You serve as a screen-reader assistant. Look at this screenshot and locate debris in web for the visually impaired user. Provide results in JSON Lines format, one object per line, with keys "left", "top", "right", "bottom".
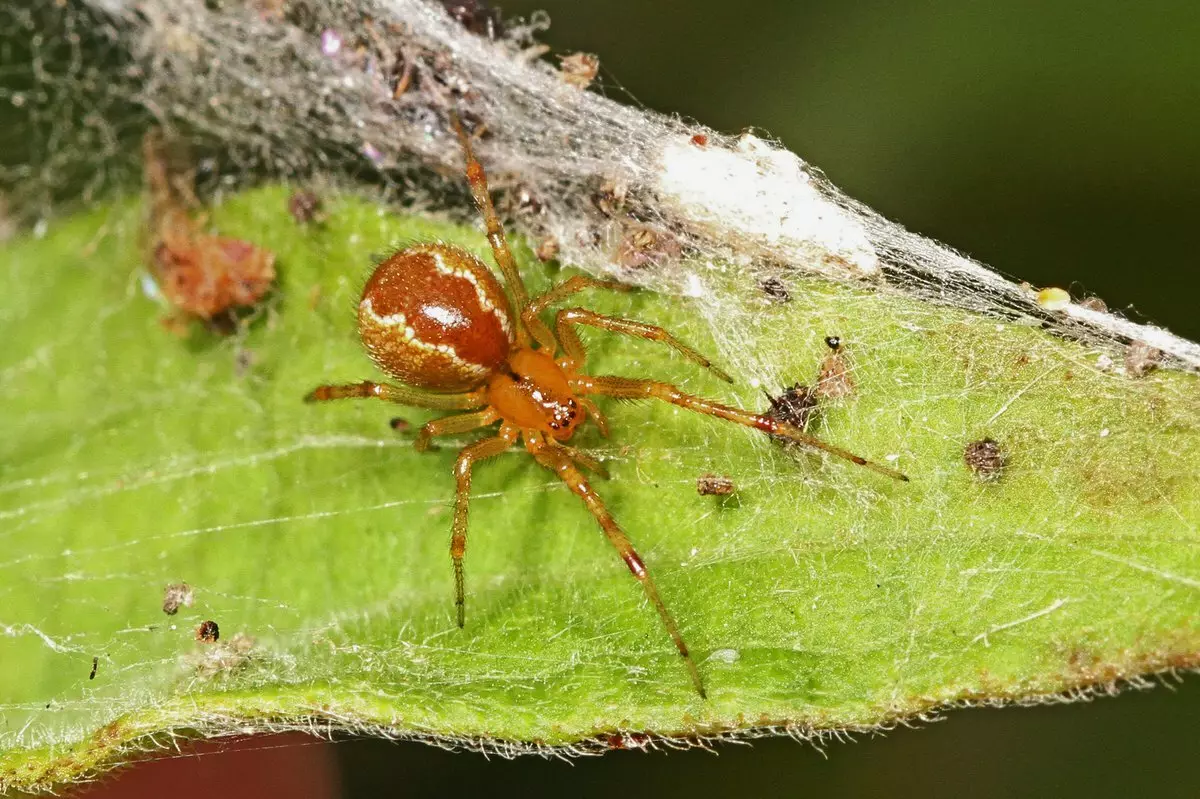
{"left": 5, "top": 0, "right": 1197, "bottom": 375}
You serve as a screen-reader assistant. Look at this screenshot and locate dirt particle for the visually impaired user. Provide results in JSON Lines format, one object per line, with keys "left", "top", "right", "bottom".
{"left": 195, "top": 620, "right": 220, "bottom": 643}
{"left": 618, "top": 224, "right": 681, "bottom": 270}
{"left": 594, "top": 178, "right": 628, "bottom": 217}
{"left": 763, "top": 383, "right": 818, "bottom": 434}
{"left": 89, "top": 656, "right": 98, "bottom": 680}
{"left": 964, "top": 438, "right": 1007, "bottom": 482}
{"left": 696, "top": 473, "right": 736, "bottom": 496}
{"left": 558, "top": 52, "right": 600, "bottom": 89}
{"left": 162, "top": 582, "right": 194, "bottom": 615}
{"left": 442, "top": 0, "right": 503, "bottom": 38}
{"left": 144, "top": 129, "right": 276, "bottom": 326}
{"left": 287, "top": 190, "right": 324, "bottom": 224}
{"left": 389, "top": 417, "right": 411, "bottom": 432}
{"left": 1124, "top": 340, "right": 1162, "bottom": 378}
{"left": 758, "top": 277, "right": 790, "bottom": 303}
{"left": 535, "top": 236, "right": 560, "bottom": 262}
{"left": 192, "top": 632, "right": 256, "bottom": 680}
{"left": 814, "top": 336, "right": 855, "bottom": 399}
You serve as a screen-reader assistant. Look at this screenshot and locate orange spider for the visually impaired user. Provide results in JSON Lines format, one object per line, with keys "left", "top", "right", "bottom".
{"left": 305, "top": 119, "right": 907, "bottom": 697}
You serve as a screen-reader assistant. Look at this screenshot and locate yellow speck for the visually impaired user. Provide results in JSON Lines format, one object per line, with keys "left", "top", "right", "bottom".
{"left": 1037, "top": 287, "right": 1071, "bottom": 311}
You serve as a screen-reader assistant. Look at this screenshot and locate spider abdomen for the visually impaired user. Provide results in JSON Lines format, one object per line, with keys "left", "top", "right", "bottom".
{"left": 358, "top": 243, "right": 515, "bottom": 391}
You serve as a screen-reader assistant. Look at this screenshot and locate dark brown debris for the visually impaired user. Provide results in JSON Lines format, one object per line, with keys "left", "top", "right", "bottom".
{"left": 195, "top": 620, "right": 220, "bottom": 643}
{"left": 162, "top": 582, "right": 194, "bottom": 615}
{"left": 89, "top": 656, "right": 98, "bottom": 680}
{"left": 441, "top": 0, "right": 503, "bottom": 38}
{"left": 964, "top": 438, "right": 1007, "bottom": 482}
{"left": 696, "top": 473, "right": 736, "bottom": 496}
{"left": 758, "top": 277, "right": 791, "bottom": 303}
{"left": 389, "top": 417, "right": 411, "bottom": 432}
{"left": 763, "top": 383, "right": 819, "bottom": 435}
{"left": 287, "top": 190, "right": 324, "bottom": 224}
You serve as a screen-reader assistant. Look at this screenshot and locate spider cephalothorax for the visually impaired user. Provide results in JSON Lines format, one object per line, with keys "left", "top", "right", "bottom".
{"left": 306, "top": 117, "right": 907, "bottom": 697}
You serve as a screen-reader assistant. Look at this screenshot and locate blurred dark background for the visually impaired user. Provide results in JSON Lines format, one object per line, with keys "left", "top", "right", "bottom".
{"left": 33, "top": 0, "right": 1199, "bottom": 795}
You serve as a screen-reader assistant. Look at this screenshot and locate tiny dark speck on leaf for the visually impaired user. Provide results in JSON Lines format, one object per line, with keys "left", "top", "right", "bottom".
{"left": 89, "top": 657, "right": 98, "bottom": 680}
{"left": 196, "top": 620, "right": 220, "bottom": 643}
{"left": 758, "top": 277, "right": 791, "bottom": 303}
{"left": 964, "top": 438, "right": 1007, "bottom": 482}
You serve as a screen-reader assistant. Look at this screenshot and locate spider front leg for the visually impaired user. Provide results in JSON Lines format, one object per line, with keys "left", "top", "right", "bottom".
{"left": 555, "top": 308, "right": 734, "bottom": 383}
{"left": 522, "top": 276, "right": 631, "bottom": 351}
{"left": 577, "top": 376, "right": 908, "bottom": 482}
{"left": 526, "top": 433, "right": 706, "bottom": 698}
{"left": 414, "top": 408, "right": 500, "bottom": 452}
{"left": 449, "top": 425, "right": 519, "bottom": 628}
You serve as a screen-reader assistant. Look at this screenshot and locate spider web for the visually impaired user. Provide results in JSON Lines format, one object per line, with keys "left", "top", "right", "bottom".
{"left": 1, "top": 0, "right": 1199, "bottom": 788}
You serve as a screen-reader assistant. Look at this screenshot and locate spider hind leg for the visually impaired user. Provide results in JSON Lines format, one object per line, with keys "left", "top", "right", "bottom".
{"left": 526, "top": 433, "right": 706, "bottom": 698}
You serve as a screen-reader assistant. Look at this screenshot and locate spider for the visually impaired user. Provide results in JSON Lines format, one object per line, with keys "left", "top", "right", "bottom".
{"left": 305, "top": 118, "right": 908, "bottom": 697}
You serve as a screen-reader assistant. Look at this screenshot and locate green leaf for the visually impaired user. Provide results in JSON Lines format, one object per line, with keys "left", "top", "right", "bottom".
{"left": 2, "top": 187, "right": 1198, "bottom": 791}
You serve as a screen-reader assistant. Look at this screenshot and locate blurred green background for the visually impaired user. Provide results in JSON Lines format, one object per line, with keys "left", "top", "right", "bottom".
{"left": 9, "top": 0, "right": 1197, "bottom": 796}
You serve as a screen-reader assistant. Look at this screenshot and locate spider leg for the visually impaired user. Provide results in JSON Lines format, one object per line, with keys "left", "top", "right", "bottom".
{"left": 579, "top": 397, "right": 611, "bottom": 438}
{"left": 552, "top": 442, "right": 610, "bottom": 479}
{"left": 304, "top": 381, "right": 486, "bottom": 410}
{"left": 576, "top": 376, "right": 908, "bottom": 482}
{"left": 521, "top": 276, "right": 631, "bottom": 351}
{"left": 450, "top": 424, "right": 519, "bottom": 628}
{"left": 450, "top": 114, "right": 531, "bottom": 346}
{"left": 555, "top": 308, "right": 734, "bottom": 383}
{"left": 414, "top": 408, "right": 500, "bottom": 452}
{"left": 526, "top": 433, "right": 706, "bottom": 698}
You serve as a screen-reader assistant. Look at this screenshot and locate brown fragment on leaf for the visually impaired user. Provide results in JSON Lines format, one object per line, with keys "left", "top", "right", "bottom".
{"left": 696, "top": 473, "right": 736, "bottom": 496}
{"left": 558, "top": 52, "right": 600, "bottom": 89}
{"left": 1078, "top": 296, "right": 1108, "bottom": 313}
{"left": 195, "top": 620, "right": 220, "bottom": 643}
{"left": 287, "top": 190, "right": 324, "bottom": 224}
{"left": 814, "top": 336, "right": 855, "bottom": 399}
{"left": 1124, "top": 340, "right": 1162, "bottom": 378}
{"left": 144, "top": 129, "right": 276, "bottom": 325}
{"left": 618, "top": 224, "right": 681, "bottom": 270}
{"left": 535, "top": 236, "right": 560, "bottom": 262}
{"left": 763, "top": 383, "right": 818, "bottom": 436}
{"left": 964, "top": 438, "right": 1007, "bottom": 482}
{"left": 758, "top": 277, "right": 790, "bottom": 303}
{"left": 162, "top": 582, "right": 194, "bottom": 615}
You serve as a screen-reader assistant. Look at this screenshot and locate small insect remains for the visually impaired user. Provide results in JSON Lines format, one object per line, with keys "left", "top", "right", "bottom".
{"left": 306, "top": 116, "right": 907, "bottom": 697}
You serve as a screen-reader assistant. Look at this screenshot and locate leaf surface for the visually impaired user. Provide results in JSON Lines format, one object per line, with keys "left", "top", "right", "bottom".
{"left": 2, "top": 189, "right": 1198, "bottom": 790}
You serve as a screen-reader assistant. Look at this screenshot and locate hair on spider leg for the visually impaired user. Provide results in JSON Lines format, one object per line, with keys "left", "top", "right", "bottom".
{"left": 304, "top": 111, "right": 907, "bottom": 698}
